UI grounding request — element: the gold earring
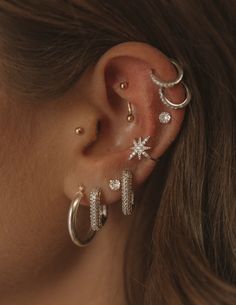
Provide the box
[75,127,85,135]
[68,186,96,247]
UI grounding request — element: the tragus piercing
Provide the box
[75,127,85,135]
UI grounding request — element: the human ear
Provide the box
[63,42,189,205]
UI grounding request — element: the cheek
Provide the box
[0,100,72,291]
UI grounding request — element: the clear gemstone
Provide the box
[159,112,172,124]
[109,179,121,191]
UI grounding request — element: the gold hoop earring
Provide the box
[68,186,96,247]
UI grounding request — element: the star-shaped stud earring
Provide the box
[129,136,152,160]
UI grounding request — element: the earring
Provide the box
[89,188,108,231]
[121,169,134,216]
[109,179,121,191]
[120,80,129,90]
[159,82,191,110]
[75,127,85,135]
[127,101,135,123]
[68,186,96,247]
[119,81,135,123]
[129,136,157,161]
[159,112,172,124]
[150,59,191,109]
[150,59,183,88]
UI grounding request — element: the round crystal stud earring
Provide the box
[109,179,121,191]
[159,112,172,124]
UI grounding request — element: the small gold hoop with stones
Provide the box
[121,169,135,216]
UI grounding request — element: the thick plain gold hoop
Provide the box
[68,187,96,247]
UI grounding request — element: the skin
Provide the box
[0,42,185,305]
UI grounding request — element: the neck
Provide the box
[4,204,132,305]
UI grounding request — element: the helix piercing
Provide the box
[150,59,183,88]
[159,82,191,110]
[68,185,96,247]
[150,59,191,110]
[89,188,108,231]
[121,169,135,216]
[159,112,172,124]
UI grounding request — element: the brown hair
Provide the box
[0,1,235,304]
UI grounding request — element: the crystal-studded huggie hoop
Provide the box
[159,82,191,109]
[121,169,134,216]
[89,188,108,231]
[150,59,184,88]
[150,59,192,110]
[68,186,96,247]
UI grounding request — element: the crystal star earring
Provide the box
[128,136,157,161]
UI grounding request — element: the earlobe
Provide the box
[64,42,191,210]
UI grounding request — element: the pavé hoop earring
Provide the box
[150,59,183,88]
[121,169,134,216]
[68,186,96,247]
[150,59,191,109]
[89,188,108,231]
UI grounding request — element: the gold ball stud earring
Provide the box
[75,127,85,135]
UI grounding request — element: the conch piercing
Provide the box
[89,188,108,231]
[150,59,191,109]
[129,136,157,161]
[68,185,96,247]
[121,169,135,216]
[159,112,172,124]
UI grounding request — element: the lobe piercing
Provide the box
[75,127,85,135]
[109,179,121,191]
[121,169,134,216]
[89,188,108,231]
[159,112,172,124]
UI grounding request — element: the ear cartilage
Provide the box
[120,80,129,90]
[128,136,157,161]
[109,179,121,191]
[150,59,192,109]
[127,101,135,122]
[159,112,172,124]
[75,127,85,135]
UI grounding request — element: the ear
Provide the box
[63,42,187,205]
